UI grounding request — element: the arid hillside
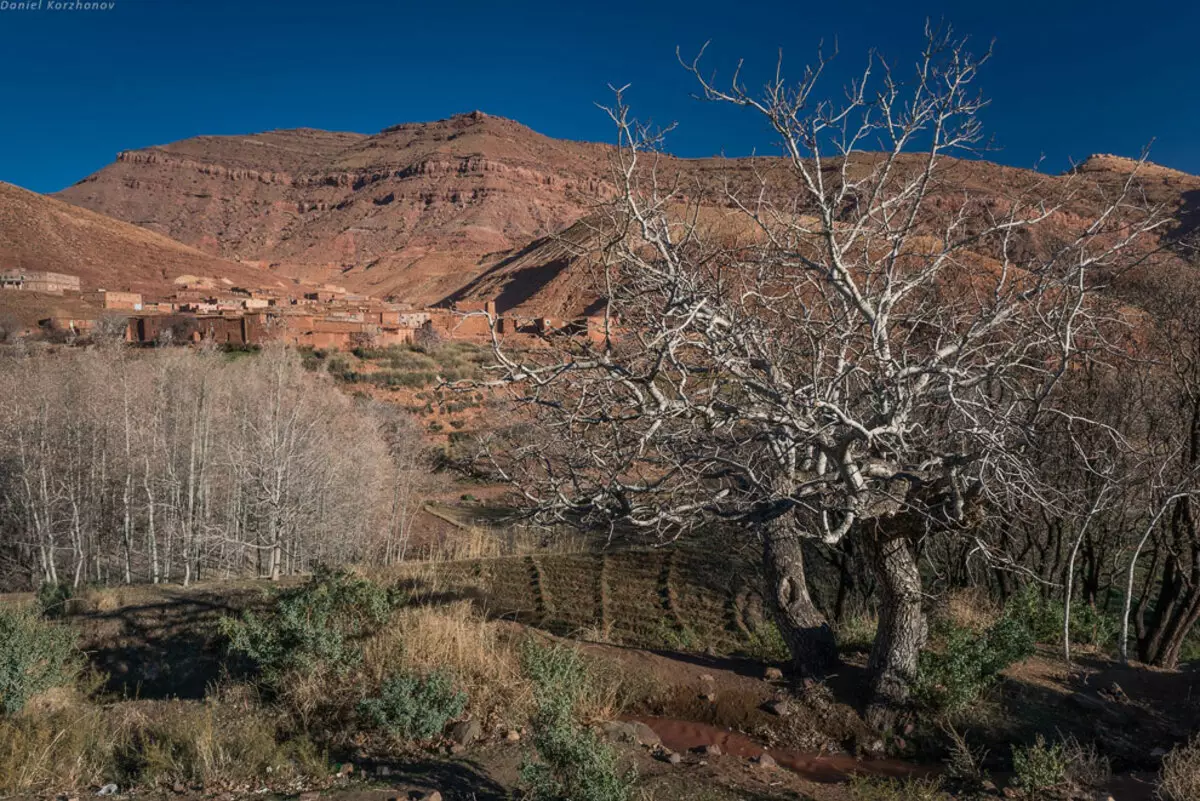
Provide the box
[54,112,618,304]
[54,113,1200,316]
[0,180,299,300]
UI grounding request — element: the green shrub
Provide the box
[0,608,81,715]
[358,670,467,741]
[220,567,397,689]
[836,615,879,654]
[741,621,790,662]
[915,610,1034,712]
[35,581,73,620]
[1012,734,1067,793]
[520,642,635,801]
[1007,585,1120,650]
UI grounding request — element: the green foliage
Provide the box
[915,608,1034,713]
[357,670,467,741]
[835,615,879,654]
[741,621,790,662]
[1012,734,1068,793]
[1007,585,1120,650]
[520,641,635,801]
[219,567,398,689]
[0,608,81,715]
[35,581,73,619]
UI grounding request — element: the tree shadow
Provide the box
[355,757,510,801]
[73,588,264,699]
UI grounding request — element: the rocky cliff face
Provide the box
[54,110,1200,311]
[55,113,617,305]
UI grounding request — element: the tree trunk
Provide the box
[865,532,926,729]
[761,519,838,677]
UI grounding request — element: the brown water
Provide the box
[628,715,932,784]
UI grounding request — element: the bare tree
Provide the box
[480,25,1166,721]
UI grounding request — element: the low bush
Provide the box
[0,608,81,715]
[35,581,73,619]
[357,669,467,741]
[1012,734,1067,794]
[742,620,791,662]
[915,609,1034,713]
[835,614,879,654]
[1007,585,1120,650]
[219,566,399,690]
[519,641,635,801]
[1159,735,1200,801]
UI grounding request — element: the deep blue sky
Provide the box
[1,0,1195,194]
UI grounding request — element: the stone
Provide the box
[171,783,186,794]
[667,751,682,765]
[298,793,319,801]
[95,786,118,797]
[701,691,717,703]
[763,699,793,717]
[692,743,721,757]
[448,718,482,747]
[505,729,521,742]
[755,752,778,769]
[599,720,661,748]
[699,673,715,682]
[764,666,784,681]
[420,793,443,801]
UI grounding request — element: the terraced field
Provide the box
[382,540,778,657]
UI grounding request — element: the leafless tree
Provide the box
[0,344,426,589]
[480,25,1166,720]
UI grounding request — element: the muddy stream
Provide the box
[626,715,930,783]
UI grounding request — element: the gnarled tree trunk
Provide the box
[864,531,926,728]
[762,519,839,677]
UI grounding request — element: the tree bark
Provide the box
[761,519,839,677]
[864,531,926,729]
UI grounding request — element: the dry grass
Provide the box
[944,588,1001,633]
[1159,736,1200,801]
[359,601,638,731]
[414,523,589,562]
[0,693,326,796]
[364,601,533,730]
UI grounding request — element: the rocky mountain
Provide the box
[53,112,1200,315]
[55,112,618,305]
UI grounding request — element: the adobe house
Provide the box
[86,289,143,311]
[4,270,81,294]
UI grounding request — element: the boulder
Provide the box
[448,719,482,747]
[599,720,661,748]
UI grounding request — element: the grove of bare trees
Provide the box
[0,343,435,588]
